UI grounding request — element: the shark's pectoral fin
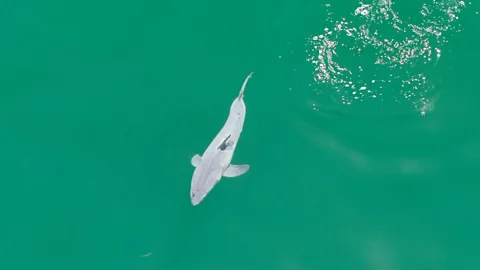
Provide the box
[223,164,250,177]
[191,154,202,167]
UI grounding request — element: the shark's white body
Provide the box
[190,72,253,206]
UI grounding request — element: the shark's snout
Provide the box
[190,190,202,206]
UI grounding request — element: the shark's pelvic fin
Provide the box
[191,154,202,167]
[223,164,250,177]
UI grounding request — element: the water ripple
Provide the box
[305,0,468,116]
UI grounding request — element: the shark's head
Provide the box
[190,169,222,206]
[190,182,206,206]
[190,188,203,206]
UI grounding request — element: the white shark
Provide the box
[190,72,254,206]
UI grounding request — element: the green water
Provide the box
[1,0,479,269]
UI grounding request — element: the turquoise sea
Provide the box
[1,0,479,269]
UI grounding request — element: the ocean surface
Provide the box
[1,0,479,269]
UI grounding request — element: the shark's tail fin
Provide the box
[238,72,253,100]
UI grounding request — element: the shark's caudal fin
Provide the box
[238,72,254,100]
[223,164,250,177]
[191,154,202,167]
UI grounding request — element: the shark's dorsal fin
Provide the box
[218,135,233,151]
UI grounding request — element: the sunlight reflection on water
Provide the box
[305,0,468,116]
